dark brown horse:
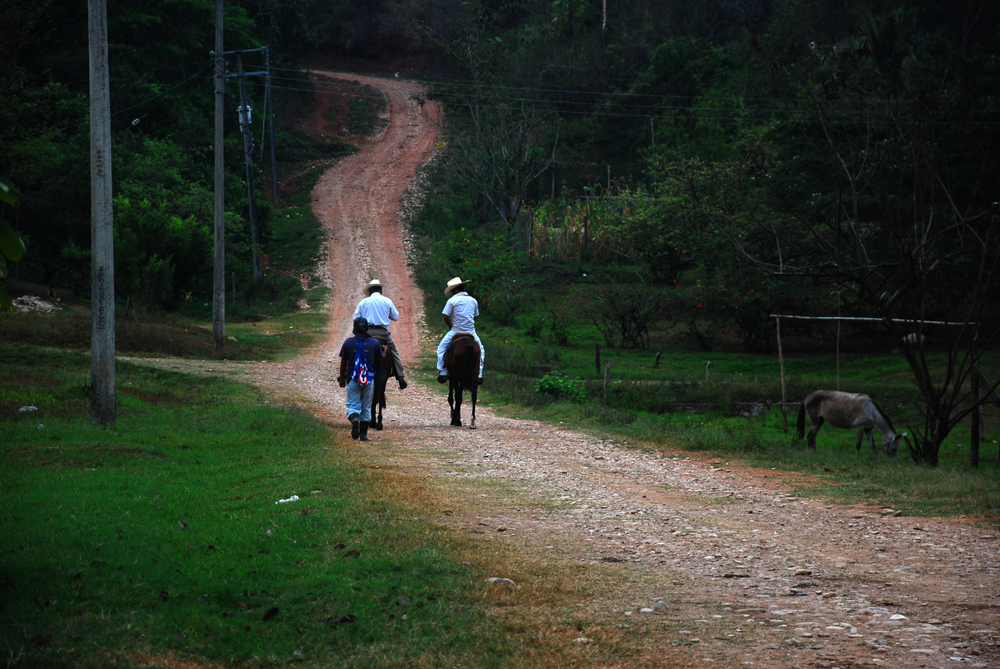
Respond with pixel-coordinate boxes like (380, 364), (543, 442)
(796, 390), (905, 456)
(368, 345), (392, 431)
(446, 335), (480, 428)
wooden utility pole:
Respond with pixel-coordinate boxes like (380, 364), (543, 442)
(776, 316), (788, 433)
(603, 361), (611, 405)
(971, 367), (980, 469)
(237, 52), (262, 284)
(212, 0), (226, 356)
(89, 0), (115, 425)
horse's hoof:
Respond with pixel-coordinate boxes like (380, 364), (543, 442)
(470, 421), (476, 429)
(373, 422), (383, 431)
(451, 420), (462, 427)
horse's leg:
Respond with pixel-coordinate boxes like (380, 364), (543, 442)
(470, 384), (477, 429)
(452, 382), (463, 427)
(855, 427), (864, 452)
(448, 383), (456, 425)
(807, 416), (823, 450)
(867, 428), (876, 453)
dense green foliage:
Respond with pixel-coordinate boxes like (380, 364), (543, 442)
(410, 0), (1000, 463)
(0, 0), (352, 316)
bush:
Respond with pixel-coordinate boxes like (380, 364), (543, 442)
(535, 372), (585, 402)
(590, 282), (667, 349)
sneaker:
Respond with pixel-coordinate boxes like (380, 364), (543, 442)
(436, 374), (448, 384)
(397, 377), (408, 390)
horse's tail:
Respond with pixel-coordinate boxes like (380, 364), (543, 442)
(796, 401), (806, 439)
(462, 340), (477, 387)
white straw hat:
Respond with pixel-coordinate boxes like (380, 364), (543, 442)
(444, 277), (468, 296)
(363, 279), (383, 296)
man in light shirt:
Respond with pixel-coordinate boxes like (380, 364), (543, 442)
(354, 279), (407, 390)
(436, 276), (484, 385)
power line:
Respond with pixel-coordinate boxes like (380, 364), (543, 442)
(264, 79), (1000, 126)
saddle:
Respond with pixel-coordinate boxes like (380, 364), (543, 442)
(443, 333), (475, 367)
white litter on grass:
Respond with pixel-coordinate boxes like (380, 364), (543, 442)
(276, 495), (300, 504)
(484, 577), (516, 586)
(20, 406), (38, 412)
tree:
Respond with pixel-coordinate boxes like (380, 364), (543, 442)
(436, 1), (558, 232)
(0, 178), (26, 315)
(668, 8), (1000, 464)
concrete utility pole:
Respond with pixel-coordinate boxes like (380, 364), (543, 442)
(266, 47), (278, 199)
(212, 0), (226, 355)
(237, 52), (262, 284)
(89, 0), (115, 425)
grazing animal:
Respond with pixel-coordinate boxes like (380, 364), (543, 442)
(446, 335), (480, 428)
(368, 345), (393, 431)
(796, 390), (905, 456)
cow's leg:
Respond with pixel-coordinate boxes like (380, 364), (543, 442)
(867, 428), (876, 452)
(807, 416), (823, 450)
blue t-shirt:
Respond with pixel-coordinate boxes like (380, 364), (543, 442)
(339, 335), (382, 380)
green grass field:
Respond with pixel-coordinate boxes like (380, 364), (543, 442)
(1, 344), (530, 668)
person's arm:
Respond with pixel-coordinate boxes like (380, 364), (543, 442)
(389, 300), (399, 322)
(338, 340), (351, 386)
(443, 314), (452, 330)
(353, 301), (362, 320)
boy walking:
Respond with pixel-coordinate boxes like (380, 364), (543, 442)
(337, 318), (383, 441)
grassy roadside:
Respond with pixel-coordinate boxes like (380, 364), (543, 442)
(1, 344), (559, 668)
(475, 354), (1000, 521)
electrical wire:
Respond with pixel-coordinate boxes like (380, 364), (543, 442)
(113, 62), (214, 119)
(264, 79), (1000, 126)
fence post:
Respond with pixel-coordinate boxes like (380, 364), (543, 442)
(654, 352), (661, 368)
(705, 360), (711, 382)
(971, 367), (980, 469)
(603, 361), (611, 405)
(776, 316), (788, 433)
(595, 343), (601, 375)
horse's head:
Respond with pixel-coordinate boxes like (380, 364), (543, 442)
(883, 432), (906, 457)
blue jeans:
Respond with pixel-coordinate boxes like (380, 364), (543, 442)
(346, 379), (374, 422)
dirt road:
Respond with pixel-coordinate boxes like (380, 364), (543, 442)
(253, 73), (1000, 669)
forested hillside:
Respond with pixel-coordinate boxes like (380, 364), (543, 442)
(4, 0), (999, 458)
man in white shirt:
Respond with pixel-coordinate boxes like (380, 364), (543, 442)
(354, 279), (407, 389)
(436, 276), (484, 385)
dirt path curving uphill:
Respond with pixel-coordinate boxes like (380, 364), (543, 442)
(245, 74), (1000, 669)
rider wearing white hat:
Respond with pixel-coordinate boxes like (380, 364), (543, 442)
(436, 277), (484, 385)
(354, 278), (407, 389)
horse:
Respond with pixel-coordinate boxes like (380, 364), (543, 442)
(445, 335), (480, 428)
(796, 390), (905, 456)
(368, 345), (393, 431)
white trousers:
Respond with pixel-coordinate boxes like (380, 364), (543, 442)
(437, 330), (484, 378)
